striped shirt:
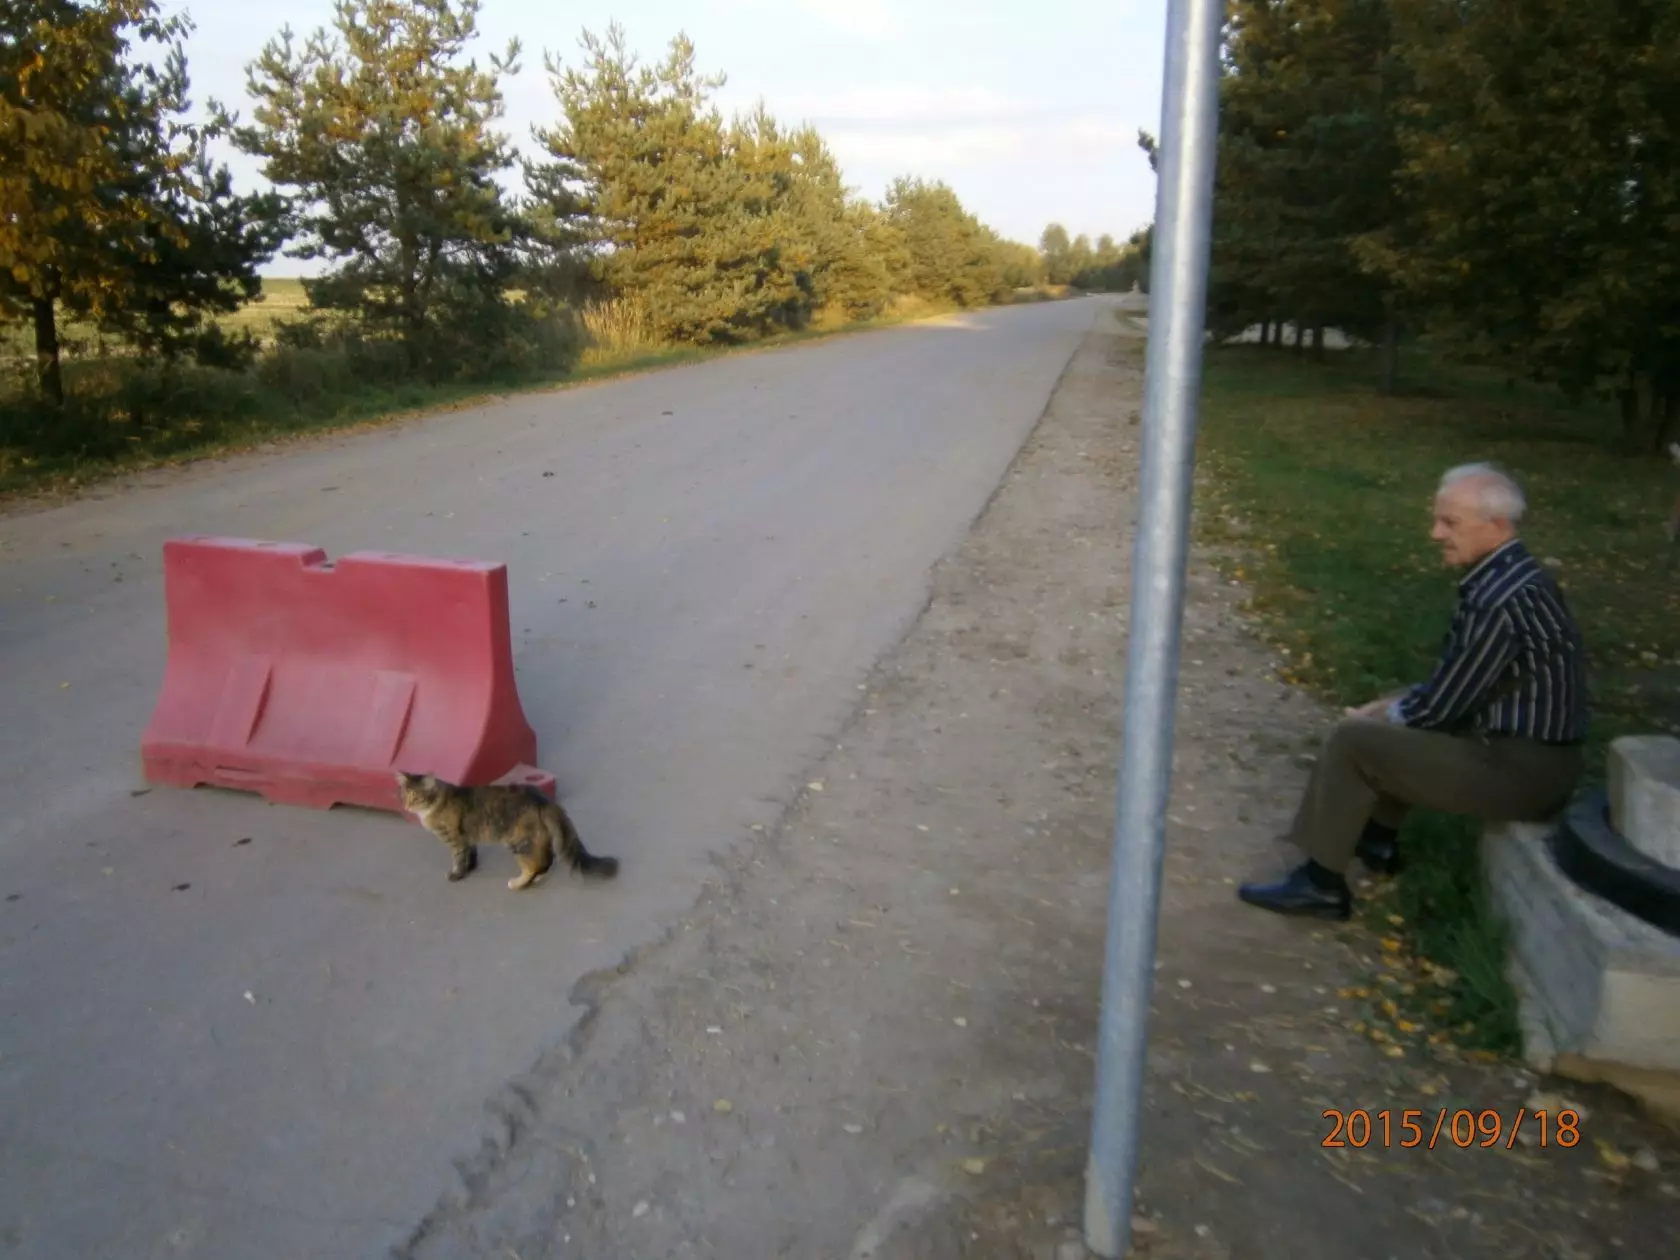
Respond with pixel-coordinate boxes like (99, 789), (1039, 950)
(1386, 538), (1590, 744)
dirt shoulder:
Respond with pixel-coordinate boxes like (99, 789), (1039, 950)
(399, 306), (1679, 1260)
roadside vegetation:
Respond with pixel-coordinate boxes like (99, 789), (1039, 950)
(1192, 0), (1680, 1058)
(2, 0), (1147, 499)
(1199, 344), (1680, 1057)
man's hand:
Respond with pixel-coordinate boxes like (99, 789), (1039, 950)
(1346, 693), (1401, 721)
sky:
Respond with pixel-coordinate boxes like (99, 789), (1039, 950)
(169, 0), (1168, 276)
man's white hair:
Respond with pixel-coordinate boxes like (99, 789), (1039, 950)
(1439, 462), (1526, 522)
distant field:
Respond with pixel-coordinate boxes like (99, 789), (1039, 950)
(216, 277), (313, 337)
(0, 277), (313, 367)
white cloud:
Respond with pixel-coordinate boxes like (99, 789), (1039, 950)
(777, 84), (1025, 126)
(799, 0), (897, 38)
(823, 114), (1133, 171)
(825, 126), (1028, 169)
(720, 0), (997, 40)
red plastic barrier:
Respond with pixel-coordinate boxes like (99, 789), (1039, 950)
(140, 536), (556, 813)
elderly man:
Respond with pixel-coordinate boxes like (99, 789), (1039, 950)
(1238, 463), (1591, 920)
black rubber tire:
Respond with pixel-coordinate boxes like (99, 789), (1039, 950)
(1546, 786), (1680, 937)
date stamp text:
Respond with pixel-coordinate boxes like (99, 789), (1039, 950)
(1321, 1107), (1581, 1150)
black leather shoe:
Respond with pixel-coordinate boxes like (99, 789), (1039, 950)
(1238, 863), (1352, 921)
(1355, 829), (1402, 876)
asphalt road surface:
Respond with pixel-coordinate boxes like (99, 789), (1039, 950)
(0, 296), (1107, 1259)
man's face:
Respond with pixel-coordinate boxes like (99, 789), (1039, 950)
(1429, 481), (1513, 568)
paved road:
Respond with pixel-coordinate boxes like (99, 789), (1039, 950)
(0, 296), (1106, 1259)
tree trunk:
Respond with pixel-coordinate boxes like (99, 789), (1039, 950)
(1611, 370), (1680, 453)
(1312, 324), (1325, 359)
(33, 297), (64, 406)
(1651, 389), (1679, 456)
(1619, 385), (1640, 445)
(1381, 313), (1401, 394)
(1292, 321), (1304, 354)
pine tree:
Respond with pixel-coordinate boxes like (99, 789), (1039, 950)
(223, 0), (525, 369)
(532, 25), (816, 343)
(883, 177), (1007, 308)
(1209, 1), (1405, 353)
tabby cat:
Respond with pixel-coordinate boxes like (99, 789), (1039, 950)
(394, 771), (620, 890)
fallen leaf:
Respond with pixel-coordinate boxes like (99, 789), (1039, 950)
(1525, 1090), (1585, 1118)
(1195, 1156), (1241, 1185)
(713, 1099), (733, 1114)
(962, 1158), (987, 1175)
(1595, 1139), (1631, 1172)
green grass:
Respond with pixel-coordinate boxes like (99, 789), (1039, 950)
(1195, 342), (1680, 1057)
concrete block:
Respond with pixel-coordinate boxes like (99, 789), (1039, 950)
(1608, 735), (1680, 868)
(1484, 818), (1680, 1121)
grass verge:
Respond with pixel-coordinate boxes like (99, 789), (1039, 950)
(1194, 342), (1680, 1057)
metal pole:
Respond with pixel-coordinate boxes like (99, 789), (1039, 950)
(1082, 0), (1222, 1255)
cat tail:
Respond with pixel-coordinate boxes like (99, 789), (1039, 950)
(542, 803), (619, 879)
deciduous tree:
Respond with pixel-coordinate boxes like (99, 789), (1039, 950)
(0, 0), (282, 402)
(1380, 0), (1680, 446)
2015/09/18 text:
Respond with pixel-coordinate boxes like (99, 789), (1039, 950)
(1321, 1108), (1580, 1151)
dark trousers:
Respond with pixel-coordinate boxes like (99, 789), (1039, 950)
(1288, 717), (1584, 873)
